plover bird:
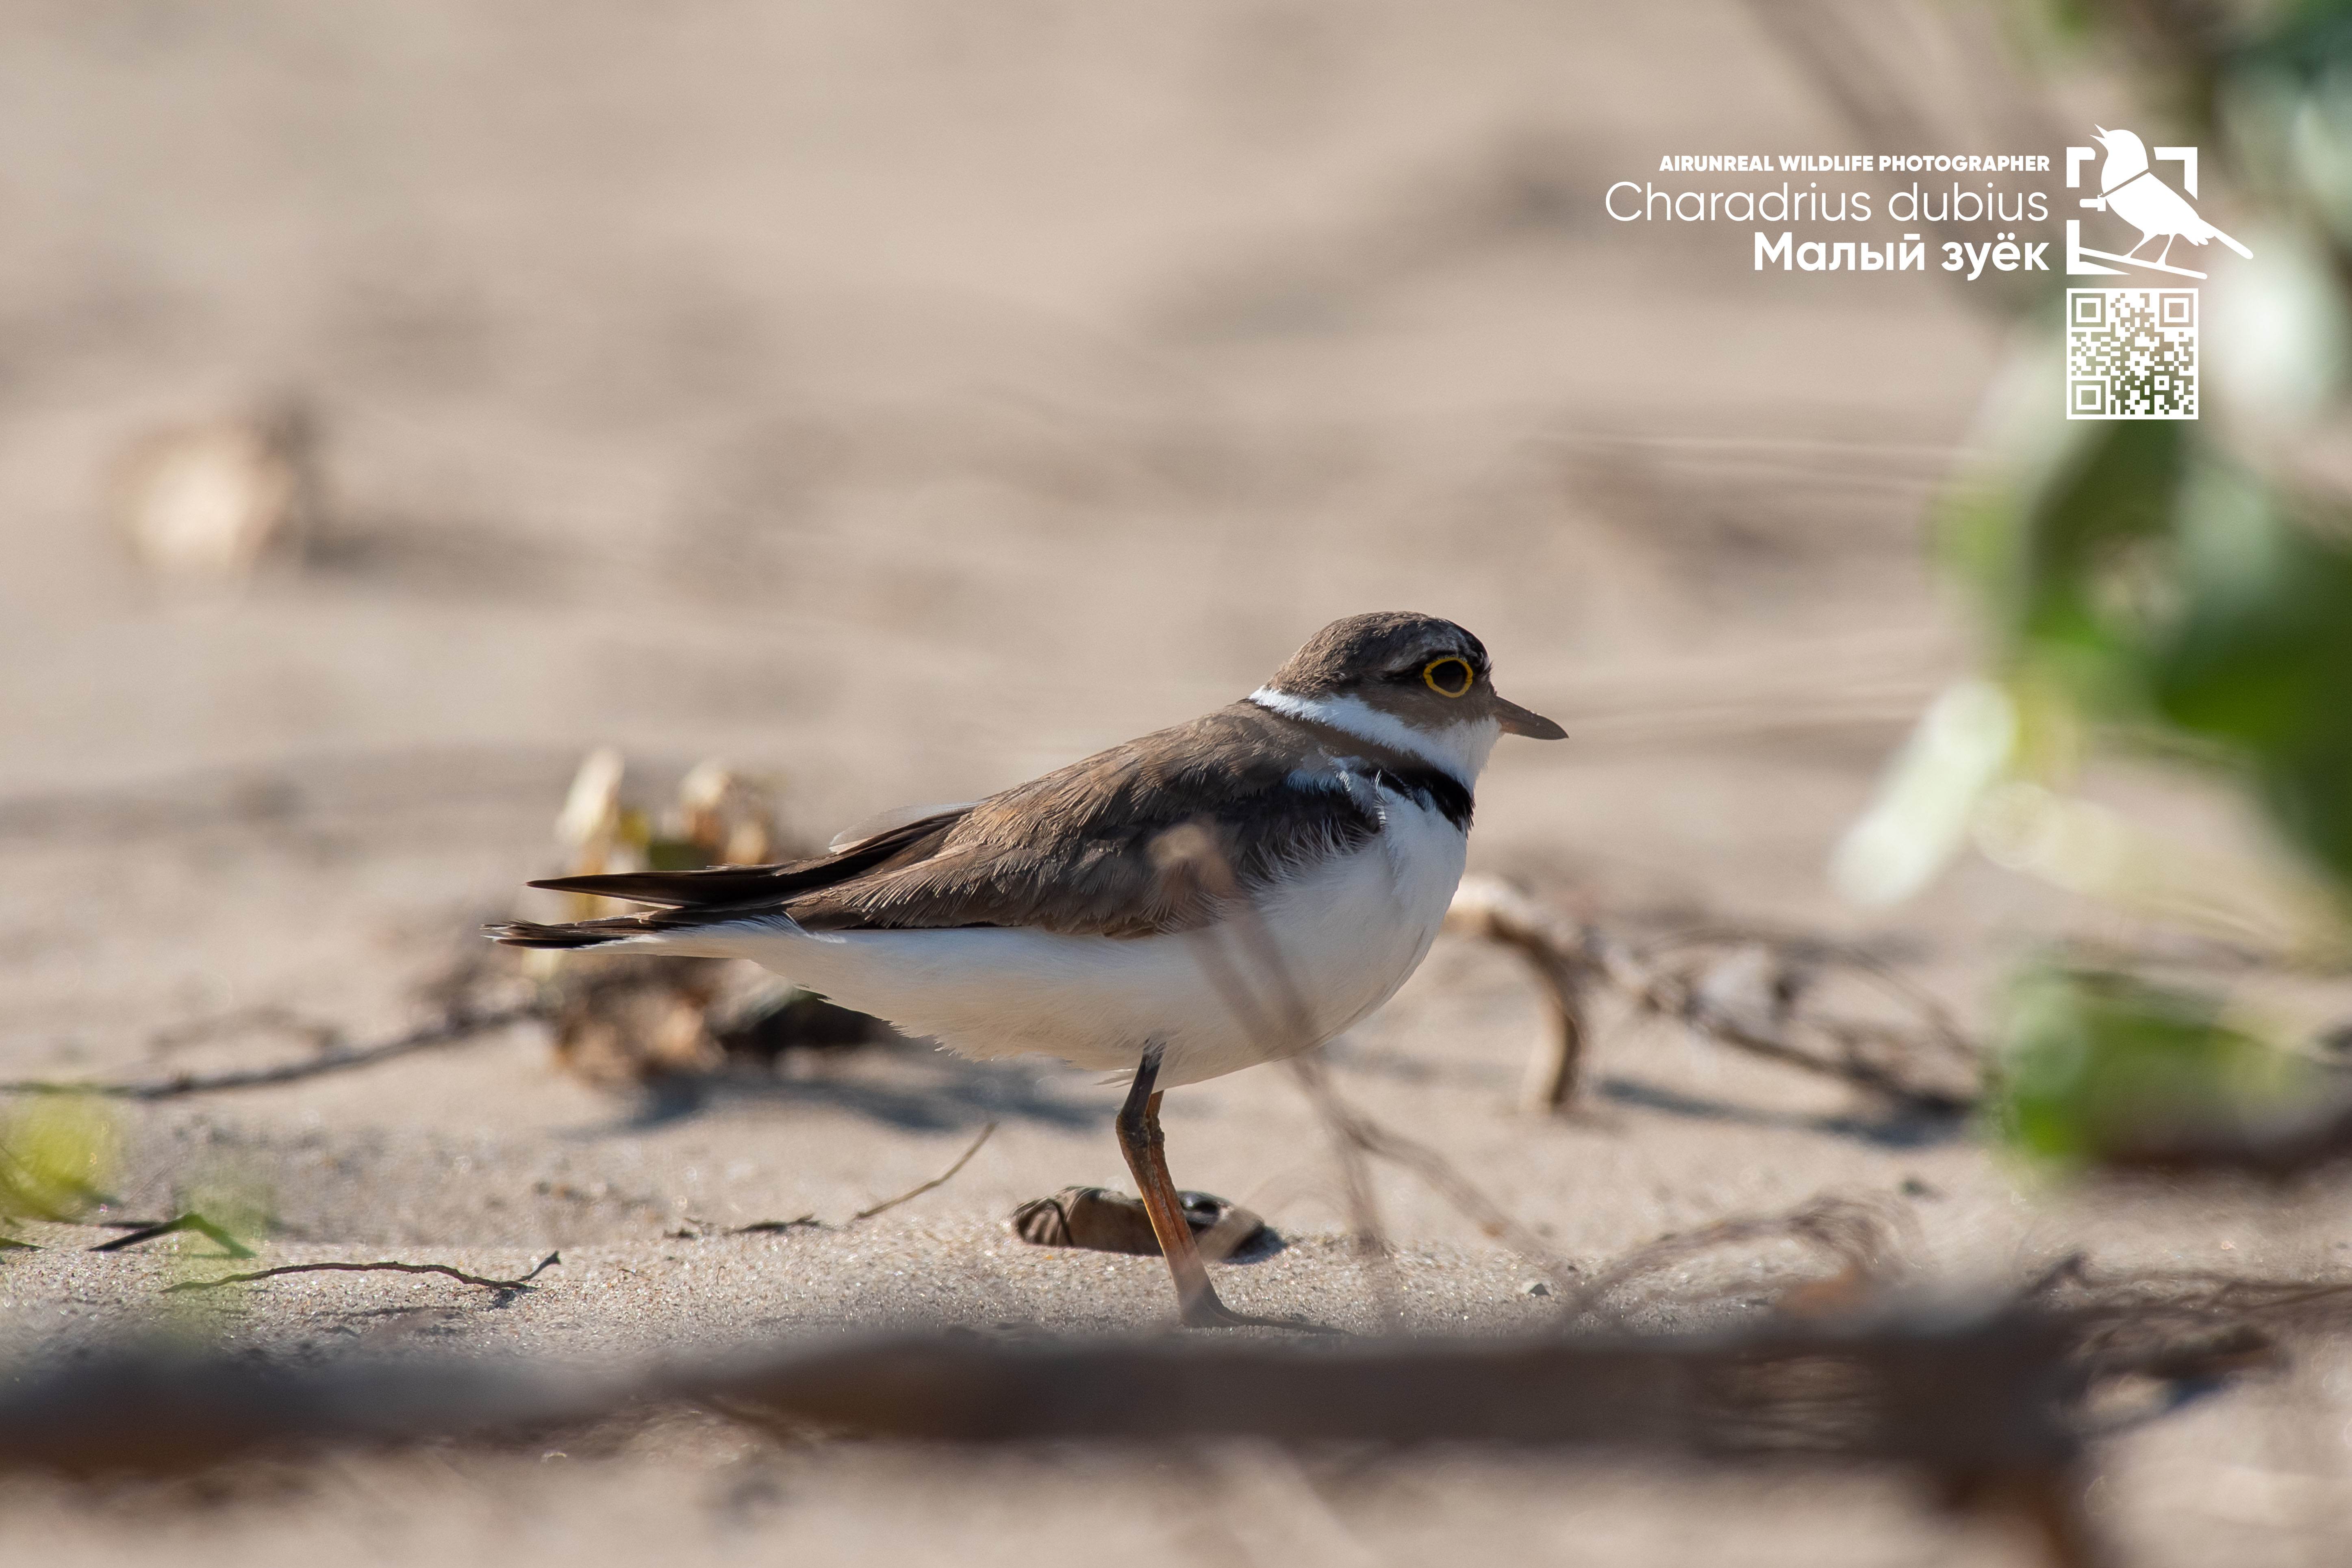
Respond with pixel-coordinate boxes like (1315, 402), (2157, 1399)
(492, 612), (1564, 1326)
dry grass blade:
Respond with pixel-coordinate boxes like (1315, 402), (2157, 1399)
(730, 1215), (821, 1235)
(850, 1123), (997, 1222)
(1286, 1051), (1578, 1292)
(1153, 826), (1575, 1293)
(164, 1251), (561, 1294)
(88, 1213), (256, 1260)
(1152, 823), (1393, 1264)
(1570, 1194), (1913, 1325)
(0, 1004), (545, 1100)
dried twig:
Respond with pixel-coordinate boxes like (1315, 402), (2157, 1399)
(0, 1311), (2113, 1565)
(1443, 876), (1599, 1111)
(2032, 1253), (2352, 1362)
(680, 1129), (994, 1239)
(1290, 1053), (1579, 1291)
(1153, 825), (1393, 1264)
(1633, 925), (1972, 1052)
(1155, 827), (1573, 1292)
(1568, 1194), (1912, 1324)
(0, 1312), (2086, 1466)
(1446, 877), (1979, 1114)
(164, 1252), (560, 1295)
(0, 1004), (544, 1101)
(88, 1214), (256, 1260)
(850, 1123), (997, 1223)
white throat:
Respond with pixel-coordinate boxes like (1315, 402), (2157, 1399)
(1247, 686), (1499, 788)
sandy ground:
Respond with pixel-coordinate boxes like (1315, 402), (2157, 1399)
(3, 4), (2347, 1564)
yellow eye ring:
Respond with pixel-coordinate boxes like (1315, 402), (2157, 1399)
(1423, 657), (1475, 697)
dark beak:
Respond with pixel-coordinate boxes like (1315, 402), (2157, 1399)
(1493, 693), (1567, 741)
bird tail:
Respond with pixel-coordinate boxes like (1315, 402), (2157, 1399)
(486, 916), (653, 950)
(2212, 226), (2252, 259)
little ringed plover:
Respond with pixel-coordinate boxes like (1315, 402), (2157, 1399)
(493, 610), (1564, 1327)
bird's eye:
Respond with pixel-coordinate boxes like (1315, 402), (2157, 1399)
(1422, 657), (1474, 697)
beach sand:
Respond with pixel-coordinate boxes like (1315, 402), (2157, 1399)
(2, 5), (2341, 1562)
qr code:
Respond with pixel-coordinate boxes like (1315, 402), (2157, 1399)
(2066, 289), (2196, 420)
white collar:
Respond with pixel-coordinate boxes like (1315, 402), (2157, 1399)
(1247, 687), (1498, 788)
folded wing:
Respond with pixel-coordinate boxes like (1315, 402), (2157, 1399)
(492, 706), (1381, 946)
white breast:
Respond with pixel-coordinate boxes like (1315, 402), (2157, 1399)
(1250, 781), (1468, 1045)
(642, 782), (1470, 1089)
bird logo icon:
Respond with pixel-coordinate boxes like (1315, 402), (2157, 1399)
(2067, 127), (2251, 278)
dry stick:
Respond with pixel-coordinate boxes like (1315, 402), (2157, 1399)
(1634, 923), (1976, 1060)
(1303, 1084), (1580, 1294)
(850, 1123), (998, 1223)
(730, 1215), (821, 1236)
(1566, 1194), (1910, 1325)
(1187, 928), (1391, 1257)
(0, 1004), (545, 1101)
(1443, 877), (1597, 1112)
(1153, 826), (1392, 1265)
(1447, 877), (1976, 1114)
(88, 1213), (256, 1260)
(0, 1312), (2115, 1562)
(718, 1130), (995, 1236)
(166, 1252), (561, 1295)
(1158, 827), (1576, 1296)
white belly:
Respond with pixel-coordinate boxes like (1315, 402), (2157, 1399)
(645, 793), (1469, 1088)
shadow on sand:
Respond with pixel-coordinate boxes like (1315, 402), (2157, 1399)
(579, 1048), (1111, 1138)
(1596, 1074), (1969, 1151)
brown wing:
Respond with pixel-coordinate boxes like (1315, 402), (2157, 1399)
(782, 707), (1383, 937)
(510, 704), (1384, 943)
(527, 808), (964, 909)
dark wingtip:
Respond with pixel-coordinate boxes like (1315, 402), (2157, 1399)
(484, 920), (625, 951)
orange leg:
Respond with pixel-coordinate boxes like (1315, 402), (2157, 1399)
(1116, 1048), (1335, 1331)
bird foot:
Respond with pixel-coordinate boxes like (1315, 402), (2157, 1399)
(1178, 1293), (1347, 1334)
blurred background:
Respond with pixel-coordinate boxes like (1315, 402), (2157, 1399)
(7, 3), (2352, 1565)
(0, 2), (2018, 1042)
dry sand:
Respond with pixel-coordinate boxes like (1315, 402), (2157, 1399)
(2, 5), (2344, 1564)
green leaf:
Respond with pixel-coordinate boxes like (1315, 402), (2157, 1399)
(0, 1098), (117, 1225)
(1992, 965), (2313, 1167)
(2150, 478), (2352, 887)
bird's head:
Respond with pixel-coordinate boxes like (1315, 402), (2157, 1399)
(1255, 612), (1565, 782)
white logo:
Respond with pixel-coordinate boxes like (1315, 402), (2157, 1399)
(2065, 128), (2250, 279)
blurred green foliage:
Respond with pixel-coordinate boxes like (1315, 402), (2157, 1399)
(1995, 965), (2314, 1164)
(1933, 1), (2352, 1164)
(0, 1098), (117, 1242)
(1952, 428), (2352, 887)
(167, 1165), (274, 1255)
